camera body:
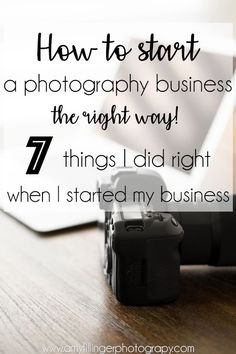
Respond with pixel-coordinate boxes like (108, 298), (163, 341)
(99, 168), (236, 305)
(104, 206), (183, 305)
(98, 167), (166, 211)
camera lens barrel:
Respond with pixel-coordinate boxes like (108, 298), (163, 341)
(212, 208), (236, 265)
(174, 196), (236, 266)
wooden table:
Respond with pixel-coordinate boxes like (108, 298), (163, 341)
(0, 211), (235, 354)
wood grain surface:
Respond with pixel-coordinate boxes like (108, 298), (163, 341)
(0, 211), (235, 354)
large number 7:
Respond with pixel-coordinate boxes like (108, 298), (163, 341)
(26, 136), (53, 174)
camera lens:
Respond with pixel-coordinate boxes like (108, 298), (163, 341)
(174, 196), (236, 266)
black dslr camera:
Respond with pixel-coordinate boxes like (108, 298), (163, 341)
(99, 168), (236, 305)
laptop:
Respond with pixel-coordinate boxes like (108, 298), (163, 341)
(0, 31), (235, 232)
